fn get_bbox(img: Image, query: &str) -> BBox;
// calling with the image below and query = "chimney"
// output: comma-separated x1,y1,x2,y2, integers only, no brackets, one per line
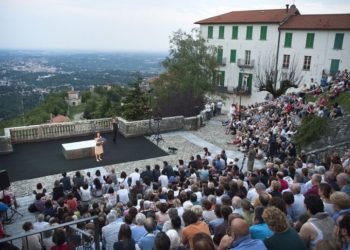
286,4,289,13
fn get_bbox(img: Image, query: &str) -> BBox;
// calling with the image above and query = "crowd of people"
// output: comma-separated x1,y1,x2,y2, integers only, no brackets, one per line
0,71,349,250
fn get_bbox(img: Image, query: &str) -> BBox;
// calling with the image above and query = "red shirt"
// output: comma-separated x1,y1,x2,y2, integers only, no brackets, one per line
279,179,289,192
66,198,78,212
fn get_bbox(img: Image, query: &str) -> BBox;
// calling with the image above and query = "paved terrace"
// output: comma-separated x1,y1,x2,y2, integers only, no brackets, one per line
3,114,264,243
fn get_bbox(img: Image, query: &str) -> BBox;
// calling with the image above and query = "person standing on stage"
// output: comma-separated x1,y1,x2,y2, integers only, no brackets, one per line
95,132,104,162
112,117,119,144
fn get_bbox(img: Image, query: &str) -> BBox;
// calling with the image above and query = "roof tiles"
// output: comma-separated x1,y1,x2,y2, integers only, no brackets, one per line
195,8,299,24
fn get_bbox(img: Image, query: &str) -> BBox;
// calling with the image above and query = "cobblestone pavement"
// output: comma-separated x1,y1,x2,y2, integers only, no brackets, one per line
10,114,261,198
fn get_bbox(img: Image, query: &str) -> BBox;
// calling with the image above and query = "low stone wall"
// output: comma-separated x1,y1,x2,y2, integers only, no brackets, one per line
0,115,201,153
118,116,196,138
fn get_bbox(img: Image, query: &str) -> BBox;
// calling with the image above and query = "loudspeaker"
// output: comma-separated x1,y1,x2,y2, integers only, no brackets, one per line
0,170,10,190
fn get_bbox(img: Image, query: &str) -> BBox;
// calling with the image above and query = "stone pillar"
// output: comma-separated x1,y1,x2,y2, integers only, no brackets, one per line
0,136,13,154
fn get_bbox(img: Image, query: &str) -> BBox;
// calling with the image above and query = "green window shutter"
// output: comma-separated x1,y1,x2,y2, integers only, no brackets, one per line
246,26,253,40
247,74,252,93
260,26,267,40
330,59,340,75
334,33,344,49
306,33,315,48
230,50,236,63
220,71,225,86
232,26,238,39
284,33,293,48
238,73,243,89
219,26,225,39
208,26,213,39
217,48,223,63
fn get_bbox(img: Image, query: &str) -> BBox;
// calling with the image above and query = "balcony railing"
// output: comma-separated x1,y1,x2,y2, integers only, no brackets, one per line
218,57,227,66
237,59,254,68
233,86,252,96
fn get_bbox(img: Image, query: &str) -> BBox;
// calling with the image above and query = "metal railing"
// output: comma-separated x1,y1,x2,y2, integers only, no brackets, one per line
237,59,254,68
0,216,100,250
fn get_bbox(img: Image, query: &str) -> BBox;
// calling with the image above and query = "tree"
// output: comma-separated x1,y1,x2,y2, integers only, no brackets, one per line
121,78,149,121
254,54,303,98
153,29,218,117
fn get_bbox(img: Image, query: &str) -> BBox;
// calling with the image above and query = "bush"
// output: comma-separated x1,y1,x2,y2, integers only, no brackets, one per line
294,116,329,147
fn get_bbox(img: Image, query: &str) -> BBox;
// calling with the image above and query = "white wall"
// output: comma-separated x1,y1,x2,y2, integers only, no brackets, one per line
200,23,281,103
278,30,350,88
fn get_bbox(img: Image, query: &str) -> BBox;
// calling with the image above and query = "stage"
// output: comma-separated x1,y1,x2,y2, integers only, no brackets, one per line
0,133,168,182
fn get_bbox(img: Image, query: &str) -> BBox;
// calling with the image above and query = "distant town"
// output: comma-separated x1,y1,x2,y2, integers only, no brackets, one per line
0,50,166,120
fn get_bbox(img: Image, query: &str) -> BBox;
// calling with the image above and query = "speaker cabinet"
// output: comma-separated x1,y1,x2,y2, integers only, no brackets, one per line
0,170,10,190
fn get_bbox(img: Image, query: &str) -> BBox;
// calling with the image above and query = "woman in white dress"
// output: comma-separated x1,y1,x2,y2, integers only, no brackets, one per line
95,132,104,162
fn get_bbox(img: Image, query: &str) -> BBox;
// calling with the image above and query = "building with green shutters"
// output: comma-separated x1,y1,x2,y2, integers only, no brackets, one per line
195,4,350,103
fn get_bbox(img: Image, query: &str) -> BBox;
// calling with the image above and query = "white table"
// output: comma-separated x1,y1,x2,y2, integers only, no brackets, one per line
62,140,95,160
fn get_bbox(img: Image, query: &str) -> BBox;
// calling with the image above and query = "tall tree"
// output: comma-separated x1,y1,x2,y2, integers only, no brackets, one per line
153,29,218,117
254,55,303,98
121,77,149,121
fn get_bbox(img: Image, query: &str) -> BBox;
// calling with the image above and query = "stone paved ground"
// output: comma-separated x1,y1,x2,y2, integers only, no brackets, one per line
4,114,265,243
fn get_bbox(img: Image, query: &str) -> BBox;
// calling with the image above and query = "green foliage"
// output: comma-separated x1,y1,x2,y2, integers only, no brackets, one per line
330,91,350,114
121,80,149,121
83,85,126,119
154,29,218,117
294,116,329,147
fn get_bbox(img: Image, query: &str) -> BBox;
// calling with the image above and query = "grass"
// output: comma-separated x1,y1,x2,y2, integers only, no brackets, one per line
330,91,350,114
294,116,329,147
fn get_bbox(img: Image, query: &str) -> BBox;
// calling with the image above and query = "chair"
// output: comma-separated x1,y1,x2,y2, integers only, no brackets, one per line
2,194,23,223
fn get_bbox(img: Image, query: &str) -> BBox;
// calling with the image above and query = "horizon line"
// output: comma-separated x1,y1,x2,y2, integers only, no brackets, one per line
0,48,169,54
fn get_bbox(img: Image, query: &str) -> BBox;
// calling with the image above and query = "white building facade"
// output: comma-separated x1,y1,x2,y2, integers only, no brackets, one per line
195,6,350,103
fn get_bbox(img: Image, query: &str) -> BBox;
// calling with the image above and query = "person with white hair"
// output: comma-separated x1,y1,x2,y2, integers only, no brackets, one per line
162,208,183,235
183,200,193,211
33,213,49,231
131,213,147,243
166,229,181,250
337,173,350,197
102,212,124,250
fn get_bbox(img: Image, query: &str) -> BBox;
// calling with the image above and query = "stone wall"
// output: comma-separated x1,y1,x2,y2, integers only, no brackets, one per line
303,115,350,158
118,116,200,138
0,115,201,153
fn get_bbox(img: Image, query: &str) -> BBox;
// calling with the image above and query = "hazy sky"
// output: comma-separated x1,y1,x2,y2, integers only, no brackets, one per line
1,0,350,52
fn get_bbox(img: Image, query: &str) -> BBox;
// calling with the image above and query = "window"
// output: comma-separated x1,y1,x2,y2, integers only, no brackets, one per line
230,50,236,63
282,55,290,69
330,59,340,75
208,26,213,39
306,33,315,48
232,26,238,39
284,33,293,48
246,26,253,40
334,33,344,49
245,50,251,65
214,71,225,86
238,73,252,93
303,56,311,70
219,26,225,39
260,26,267,40
217,48,223,64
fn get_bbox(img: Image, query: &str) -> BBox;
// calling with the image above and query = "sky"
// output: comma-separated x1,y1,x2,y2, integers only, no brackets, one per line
1,0,350,52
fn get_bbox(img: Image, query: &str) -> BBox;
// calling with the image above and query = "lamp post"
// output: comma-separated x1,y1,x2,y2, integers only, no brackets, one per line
239,73,248,121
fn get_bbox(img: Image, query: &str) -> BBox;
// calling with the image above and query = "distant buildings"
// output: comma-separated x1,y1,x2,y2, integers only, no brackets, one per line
195,4,350,102
66,87,82,106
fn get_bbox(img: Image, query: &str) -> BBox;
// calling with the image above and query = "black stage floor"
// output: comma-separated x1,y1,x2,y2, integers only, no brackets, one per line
0,133,168,182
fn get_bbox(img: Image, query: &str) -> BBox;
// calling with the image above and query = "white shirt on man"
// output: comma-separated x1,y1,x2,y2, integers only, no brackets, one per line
129,172,140,186
117,188,129,205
